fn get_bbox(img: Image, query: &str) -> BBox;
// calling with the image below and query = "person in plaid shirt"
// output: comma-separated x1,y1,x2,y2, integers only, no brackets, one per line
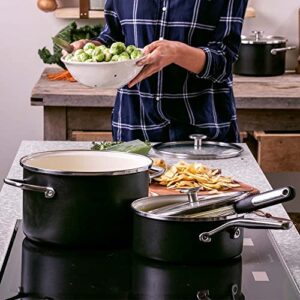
71,0,248,142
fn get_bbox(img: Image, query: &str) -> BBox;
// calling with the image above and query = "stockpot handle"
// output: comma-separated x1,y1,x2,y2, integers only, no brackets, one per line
149,166,165,180
4,178,55,199
271,46,296,55
199,218,292,243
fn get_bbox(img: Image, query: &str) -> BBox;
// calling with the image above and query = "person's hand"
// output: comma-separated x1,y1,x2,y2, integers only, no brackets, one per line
128,39,180,88
61,39,101,57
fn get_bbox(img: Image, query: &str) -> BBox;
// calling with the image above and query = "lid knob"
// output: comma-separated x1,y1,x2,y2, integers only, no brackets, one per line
189,134,207,150
181,187,202,203
251,30,264,41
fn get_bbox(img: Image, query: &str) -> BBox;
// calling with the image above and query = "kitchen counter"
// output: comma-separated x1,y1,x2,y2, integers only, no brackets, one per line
0,141,300,287
31,69,300,140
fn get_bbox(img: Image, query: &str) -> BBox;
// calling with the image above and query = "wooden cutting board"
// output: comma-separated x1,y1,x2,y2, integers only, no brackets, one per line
149,181,259,196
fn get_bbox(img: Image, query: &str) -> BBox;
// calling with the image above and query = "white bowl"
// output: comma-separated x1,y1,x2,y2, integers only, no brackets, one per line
61,56,143,89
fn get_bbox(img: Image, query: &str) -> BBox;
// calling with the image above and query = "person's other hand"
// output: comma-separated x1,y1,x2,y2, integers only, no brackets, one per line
61,39,101,57
128,39,180,88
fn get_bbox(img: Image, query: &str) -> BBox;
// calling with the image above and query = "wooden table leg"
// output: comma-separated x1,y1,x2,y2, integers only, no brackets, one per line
44,107,67,140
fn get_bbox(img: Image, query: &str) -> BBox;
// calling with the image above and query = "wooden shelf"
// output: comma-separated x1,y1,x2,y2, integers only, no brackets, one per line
55,6,255,20
54,7,104,19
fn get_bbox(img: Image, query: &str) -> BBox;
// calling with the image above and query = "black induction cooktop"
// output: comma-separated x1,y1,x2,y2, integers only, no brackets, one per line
0,220,299,300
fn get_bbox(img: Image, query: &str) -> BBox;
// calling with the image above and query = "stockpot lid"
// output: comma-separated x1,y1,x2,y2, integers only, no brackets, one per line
152,134,243,159
20,150,153,176
241,31,287,45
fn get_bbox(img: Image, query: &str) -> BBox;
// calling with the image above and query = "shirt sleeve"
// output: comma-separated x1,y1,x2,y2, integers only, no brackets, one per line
196,0,248,83
94,0,125,46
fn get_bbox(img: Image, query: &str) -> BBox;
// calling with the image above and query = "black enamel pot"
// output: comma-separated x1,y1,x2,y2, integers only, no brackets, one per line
234,31,296,76
131,187,295,263
4,150,164,247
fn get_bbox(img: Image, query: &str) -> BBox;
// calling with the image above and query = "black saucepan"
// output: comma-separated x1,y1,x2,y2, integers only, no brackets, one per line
131,187,295,263
234,31,296,76
4,150,164,247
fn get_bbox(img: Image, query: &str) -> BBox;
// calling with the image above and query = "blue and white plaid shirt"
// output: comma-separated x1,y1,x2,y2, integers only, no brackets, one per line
96,0,248,142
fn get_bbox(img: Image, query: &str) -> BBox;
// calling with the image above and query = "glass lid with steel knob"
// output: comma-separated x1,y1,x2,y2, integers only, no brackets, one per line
152,134,243,159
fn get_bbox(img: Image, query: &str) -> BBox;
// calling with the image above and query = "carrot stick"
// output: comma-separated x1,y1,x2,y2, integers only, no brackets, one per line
47,70,76,82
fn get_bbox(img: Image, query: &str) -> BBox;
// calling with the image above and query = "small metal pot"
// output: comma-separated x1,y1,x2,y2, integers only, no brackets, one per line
4,150,164,247
131,188,294,263
234,31,296,76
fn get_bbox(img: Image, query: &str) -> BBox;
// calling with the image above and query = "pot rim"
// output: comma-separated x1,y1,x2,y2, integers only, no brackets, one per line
20,150,153,176
241,34,287,45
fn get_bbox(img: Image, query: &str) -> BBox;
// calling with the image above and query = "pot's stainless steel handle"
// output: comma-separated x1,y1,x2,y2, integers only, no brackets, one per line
4,178,55,199
271,46,296,55
199,218,292,243
149,166,165,180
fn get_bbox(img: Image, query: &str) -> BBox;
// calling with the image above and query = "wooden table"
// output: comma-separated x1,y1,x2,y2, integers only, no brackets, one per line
31,68,300,172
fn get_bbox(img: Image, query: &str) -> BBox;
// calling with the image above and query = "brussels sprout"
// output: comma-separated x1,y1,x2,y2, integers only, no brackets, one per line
93,52,105,62
99,45,108,52
85,58,93,62
92,47,104,57
83,42,96,52
64,54,73,62
103,49,113,62
85,48,94,56
118,52,130,61
78,52,90,62
74,49,85,57
71,55,79,62
111,55,120,62
126,45,137,55
110,42,126,55
131,49,143,60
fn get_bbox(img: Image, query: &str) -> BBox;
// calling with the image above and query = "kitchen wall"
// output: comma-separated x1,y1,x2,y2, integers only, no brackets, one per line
0,0,299,193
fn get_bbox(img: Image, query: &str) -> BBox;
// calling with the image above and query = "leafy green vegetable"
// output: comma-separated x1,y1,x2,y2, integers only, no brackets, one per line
91,140,152,155
38,21,102,69
91,141,123,151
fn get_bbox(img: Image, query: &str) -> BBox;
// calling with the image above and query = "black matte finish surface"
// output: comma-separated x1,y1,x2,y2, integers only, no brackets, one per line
234,42,286,76
22,169,149,247
133,214,244,263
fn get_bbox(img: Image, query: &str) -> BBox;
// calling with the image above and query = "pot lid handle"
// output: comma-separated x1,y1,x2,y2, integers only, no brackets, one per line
252,30,264,41
189,134,207,150
180,187,202,203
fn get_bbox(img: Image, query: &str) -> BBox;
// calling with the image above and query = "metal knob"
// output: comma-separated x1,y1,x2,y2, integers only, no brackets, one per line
180,187,201,203
189,134,207,150
251,30,264,41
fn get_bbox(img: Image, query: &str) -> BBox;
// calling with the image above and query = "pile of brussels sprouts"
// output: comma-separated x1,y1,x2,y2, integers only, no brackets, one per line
64,42,143,63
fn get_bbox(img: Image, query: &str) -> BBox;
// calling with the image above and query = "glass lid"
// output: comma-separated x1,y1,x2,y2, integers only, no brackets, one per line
152,134,243,159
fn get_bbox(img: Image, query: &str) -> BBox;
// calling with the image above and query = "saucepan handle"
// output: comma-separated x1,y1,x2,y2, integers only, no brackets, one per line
235,186,295,213
199,218,292,243
4,178,55,199
149,166,165,180
271,46,296,55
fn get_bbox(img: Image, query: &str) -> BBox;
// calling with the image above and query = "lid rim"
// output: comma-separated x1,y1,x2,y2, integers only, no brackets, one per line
152,141,243,159
241,34,287,45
